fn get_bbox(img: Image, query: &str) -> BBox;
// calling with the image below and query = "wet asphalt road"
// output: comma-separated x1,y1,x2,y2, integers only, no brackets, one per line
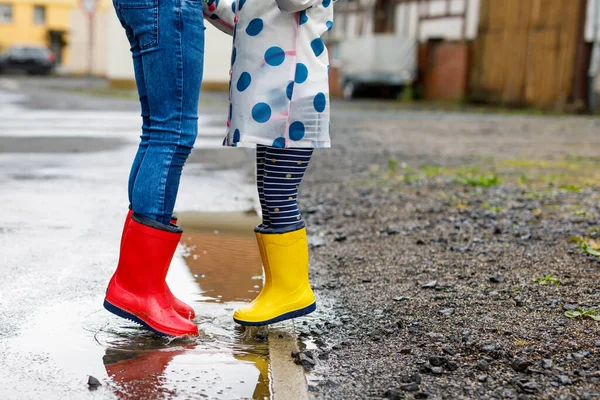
0,76,274,399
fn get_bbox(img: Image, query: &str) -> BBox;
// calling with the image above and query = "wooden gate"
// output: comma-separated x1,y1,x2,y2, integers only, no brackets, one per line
470,0,588,109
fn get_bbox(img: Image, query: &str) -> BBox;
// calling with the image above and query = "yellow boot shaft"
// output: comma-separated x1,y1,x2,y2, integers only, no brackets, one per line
234,228,316,326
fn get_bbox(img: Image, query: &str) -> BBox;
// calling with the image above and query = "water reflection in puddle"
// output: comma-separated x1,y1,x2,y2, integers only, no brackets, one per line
100,211,271,399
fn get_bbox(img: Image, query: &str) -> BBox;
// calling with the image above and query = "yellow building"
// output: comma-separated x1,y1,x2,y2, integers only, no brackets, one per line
0,0,76,64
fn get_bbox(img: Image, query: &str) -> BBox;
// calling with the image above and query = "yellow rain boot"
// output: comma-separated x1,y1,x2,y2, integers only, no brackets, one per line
234,228,316,326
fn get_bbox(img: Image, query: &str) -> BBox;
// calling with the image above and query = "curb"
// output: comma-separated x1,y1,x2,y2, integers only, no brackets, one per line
268,321,310,400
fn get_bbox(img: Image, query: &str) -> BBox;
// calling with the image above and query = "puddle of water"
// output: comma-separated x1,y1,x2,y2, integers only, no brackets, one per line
0,211,273,400
98,211,271,399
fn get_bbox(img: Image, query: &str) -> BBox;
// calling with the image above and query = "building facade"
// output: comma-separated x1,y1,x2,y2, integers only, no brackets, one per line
0,0,75,64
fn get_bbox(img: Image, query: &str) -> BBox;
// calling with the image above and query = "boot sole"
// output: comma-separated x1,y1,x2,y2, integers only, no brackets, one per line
233,302,317,326
104,300,194,337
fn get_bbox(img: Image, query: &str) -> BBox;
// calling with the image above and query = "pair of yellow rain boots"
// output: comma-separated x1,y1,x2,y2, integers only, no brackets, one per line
233,227,316,326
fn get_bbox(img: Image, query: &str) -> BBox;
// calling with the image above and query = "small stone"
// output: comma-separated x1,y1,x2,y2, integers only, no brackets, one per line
343,210,355,218
482,345,496,352
542,359,553,369
429,356,445,367
293,352,316,369
428,333,445,344
439,308,455,316
430,366,444,375
515,297,524,307
309,236,326,248
416,239,425,245
489,274,504,283
382,226,400,235
445,361,459,371
478,375,488,382
88,376,101,390
408,326,420,335
518,381,538,393
334,234,347,242
489,291,499,298
477,359,490,371
414,392,429,399
384,389,405,399
595,339,600,347
442,345,455,356
402,372,422,385
394,296,410,302
420,280,438,289
556,375,572,385
401,382,419,392
572,351,590,361
511,358,532,373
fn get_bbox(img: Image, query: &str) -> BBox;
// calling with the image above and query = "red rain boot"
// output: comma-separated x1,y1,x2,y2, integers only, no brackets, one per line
116,210,195,320
104,216,198,337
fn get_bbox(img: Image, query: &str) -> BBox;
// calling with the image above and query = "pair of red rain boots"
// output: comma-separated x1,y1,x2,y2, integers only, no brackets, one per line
104,211,198,337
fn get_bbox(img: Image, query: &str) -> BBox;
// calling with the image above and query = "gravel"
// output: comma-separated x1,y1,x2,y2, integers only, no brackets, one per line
299,110,600,399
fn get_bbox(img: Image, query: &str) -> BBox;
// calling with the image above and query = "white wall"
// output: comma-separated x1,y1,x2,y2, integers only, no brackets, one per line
105,15,232,83
587,0,600,42
66,7,110,75
395,0,480,41
329,0,480,42
202,24,233,83
106,10,133,80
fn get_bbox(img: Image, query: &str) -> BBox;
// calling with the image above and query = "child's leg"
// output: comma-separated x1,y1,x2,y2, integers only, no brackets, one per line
234,146,316,326
256,145,270,227
263,147,313,231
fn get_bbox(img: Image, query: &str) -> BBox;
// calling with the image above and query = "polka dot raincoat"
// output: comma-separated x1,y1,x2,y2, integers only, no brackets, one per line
203,0,334,149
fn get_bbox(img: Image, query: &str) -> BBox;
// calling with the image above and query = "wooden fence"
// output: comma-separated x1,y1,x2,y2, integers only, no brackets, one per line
470,0,588,109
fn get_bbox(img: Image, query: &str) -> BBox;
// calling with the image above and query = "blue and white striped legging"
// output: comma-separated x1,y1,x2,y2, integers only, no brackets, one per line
256,145,313,232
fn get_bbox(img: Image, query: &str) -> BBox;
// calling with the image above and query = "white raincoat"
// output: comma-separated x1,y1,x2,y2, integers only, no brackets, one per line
203,0,334,149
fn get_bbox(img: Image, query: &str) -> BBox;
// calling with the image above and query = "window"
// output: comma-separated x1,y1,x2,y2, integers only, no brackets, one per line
0,4,12,23
33,5,46,25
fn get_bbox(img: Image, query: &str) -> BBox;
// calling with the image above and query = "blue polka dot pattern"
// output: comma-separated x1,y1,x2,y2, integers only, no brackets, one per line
238,0,245,10
265,47,285,66
326,20,333,31
289,121,305,141
246,19,263,36
295,63,308,84
237,72,252,92
299,11,308,25
231,47,236,64
252,103,272,123
231,1,236,12
311,38,325,57
233,129,241,143
272,137,286,148
313,92,326,112
323,0,331,7
286,81,294,100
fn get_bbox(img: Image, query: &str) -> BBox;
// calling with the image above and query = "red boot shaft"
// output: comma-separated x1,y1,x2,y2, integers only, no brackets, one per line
115,210,195,319
105,218,198,337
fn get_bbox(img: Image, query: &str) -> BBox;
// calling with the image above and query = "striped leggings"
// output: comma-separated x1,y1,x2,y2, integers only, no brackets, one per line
256,145,313,232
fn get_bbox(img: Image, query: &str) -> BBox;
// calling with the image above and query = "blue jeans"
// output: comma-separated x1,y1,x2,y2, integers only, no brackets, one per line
113,0,205,225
